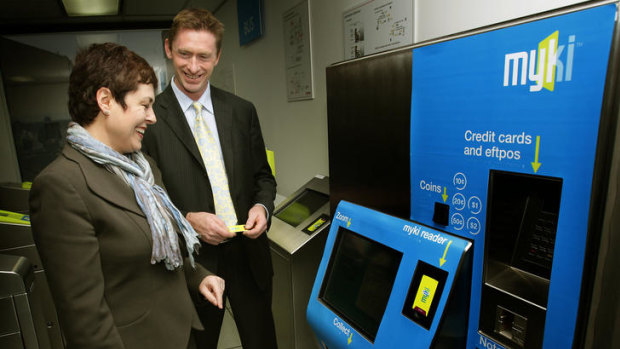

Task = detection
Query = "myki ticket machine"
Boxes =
[409,3,617,349]
[306,201,472,348]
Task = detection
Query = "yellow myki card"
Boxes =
[306,218,326,233]
[0,210,30,225]
[228,225,246,233]
[412,275,439,316]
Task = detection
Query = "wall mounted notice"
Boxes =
[283,0,314,101]
[343,0,413,60]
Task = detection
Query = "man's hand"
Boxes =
[199,275,225,309]
[186,212,235,245]
[243,205,268,239]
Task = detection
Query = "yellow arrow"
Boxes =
[347,219,351,228]
[348,332,353,345]
[442,187,448,203]
[531,136,542,173]
[439,240,452,267]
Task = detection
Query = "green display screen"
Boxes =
[274,189,328,227]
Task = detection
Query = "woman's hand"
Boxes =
[199,275,225,309]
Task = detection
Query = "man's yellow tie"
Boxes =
[192,102,238,227]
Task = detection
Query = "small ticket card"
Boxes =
[228,225,246,233]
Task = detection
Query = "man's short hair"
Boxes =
[168,8,225,53]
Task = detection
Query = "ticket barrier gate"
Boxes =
[0,253,51,348]
[0,223,64,348]
[269,176,331,349]
[0,183,31,214]
[307,201,472,348]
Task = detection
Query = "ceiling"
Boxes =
[0,0,226,34]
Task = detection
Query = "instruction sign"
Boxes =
[409,4,616,348]
[343,0,413,59]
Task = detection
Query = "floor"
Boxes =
[217,300,242,349]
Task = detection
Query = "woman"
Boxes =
[29,42,223,349]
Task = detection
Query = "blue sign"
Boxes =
[410,4,615,348]
[237,0,263,45]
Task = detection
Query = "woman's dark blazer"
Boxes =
[30,145,210,349]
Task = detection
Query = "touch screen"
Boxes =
[319,226,403,342]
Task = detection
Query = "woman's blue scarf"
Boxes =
[67,122,200,270]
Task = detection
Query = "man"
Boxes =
[142,8,277,349]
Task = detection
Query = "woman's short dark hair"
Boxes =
[68,42,157,126]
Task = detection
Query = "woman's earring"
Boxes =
[103,110,110,116]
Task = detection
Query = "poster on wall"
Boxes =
[343,0,413,60]
[283,0,314,101]
[409,4,615,348]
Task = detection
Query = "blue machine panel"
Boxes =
[307,201,471,348]
[409,4,616,348]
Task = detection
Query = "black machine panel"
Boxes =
[326,50,412,220]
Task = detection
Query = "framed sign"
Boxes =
[343,0,413,59]
[283,0,314,101]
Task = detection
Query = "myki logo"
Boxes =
[503,31,576,92]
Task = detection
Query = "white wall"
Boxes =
[415,0,585,42]
[210,0,587,197]
[0,0,589,193]
[211,0,361,197]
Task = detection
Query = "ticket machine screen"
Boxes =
[319,226,403,341]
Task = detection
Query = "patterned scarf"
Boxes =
[66,122,200,270]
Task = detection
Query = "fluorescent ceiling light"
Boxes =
[62,0,119,17]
